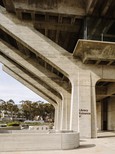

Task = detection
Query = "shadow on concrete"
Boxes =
[78,144,96,149]
[98,135,115,138]
[98,131,115,138]
[80,140,87,142]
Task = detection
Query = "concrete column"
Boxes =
[54,99,62,130]
[91,85,97,138]
[70,71,94,138]
[96,101,101,131]
[91,73,100,138]
[54,105,58,130]
[60,92,71,130]
[70,77,79,132]
[108,97,115,130]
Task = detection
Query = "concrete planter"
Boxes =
[0,132,79,151]
[0,126,21,133]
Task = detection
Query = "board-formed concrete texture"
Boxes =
[0,0,115,151]
[0,132,79,151]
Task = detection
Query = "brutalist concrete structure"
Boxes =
[0,0,115,150]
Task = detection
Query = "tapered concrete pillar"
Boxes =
[70,72,94,138]
[91,85,97,138]
[54,105,58,129]
[55,98,62,130]
[90,73,100,138]
[61,92,71,130]
[70,76,79,132]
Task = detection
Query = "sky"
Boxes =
[0,63,46,104]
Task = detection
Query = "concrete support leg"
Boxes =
[70,72,93,138]
[54,101,63,130]
[60,97,68,130]
[90,73,100,138]
[91,83,97,138]
[54,106,58,130]
[70,79,79,132]
[57,101,62,130]
[60,93,71,130]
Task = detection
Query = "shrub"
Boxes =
[7,122,20,127]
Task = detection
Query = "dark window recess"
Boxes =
[1,29,18,50]
[49,15,58,23]
[46,63,52,72]
[99,61,109,65]
[86,60,97,64]
[63,17,71,24]
[52,67,58,75]
[22,12,32,20]
[35,14,45,21]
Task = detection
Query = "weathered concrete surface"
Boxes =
[0,135,115,154]
[0,132,79,151]
[1,8,97,137]
[1,5,115,140]
[4,0,85,16]
[0,41,71,131]
[73,40,115,65]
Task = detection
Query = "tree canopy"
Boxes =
[0,99,55,122]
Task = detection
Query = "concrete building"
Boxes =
[0,0,115,150]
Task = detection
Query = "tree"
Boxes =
[0,99,55,122]
[20,100,32,120]
[20,100,55,121]
[43,103,55,122]
[0,99,19,119]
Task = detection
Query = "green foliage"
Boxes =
[20,100,55,122]
[7,121,20,127]
[24,122,45,126]
[0,99,19,118]
[0,99,55,123]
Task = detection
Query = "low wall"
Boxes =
[0,126,20,133]
[0,132,79,151]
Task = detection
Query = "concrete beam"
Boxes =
[3,66,61,130]
[0,43,71,130]
[96,82,115,101]
[13,0,85,17]
[86,0,98,14]
[107,83,115,95]
[0,41,68,96]
[0,10,91,134]
[3,66,57,106]
[101,0,113,16]
[0,12,78,131]
[2,0,15,12]
[0,12,79,77]
[1,58,62,130]
[34,21,79,32]
[0,57,60,102]
[96,86,107,96]
[73,39,115,64]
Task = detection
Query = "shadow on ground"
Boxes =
[80,140,87,142]
[78,144,96,149]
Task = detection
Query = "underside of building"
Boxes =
[0,0,115,150]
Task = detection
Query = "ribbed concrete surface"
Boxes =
[0,132,79,151]
[0,136,115,154]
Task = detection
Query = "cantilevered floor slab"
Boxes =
[73,40,115,65]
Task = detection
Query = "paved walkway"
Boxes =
[1,135,115,154]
